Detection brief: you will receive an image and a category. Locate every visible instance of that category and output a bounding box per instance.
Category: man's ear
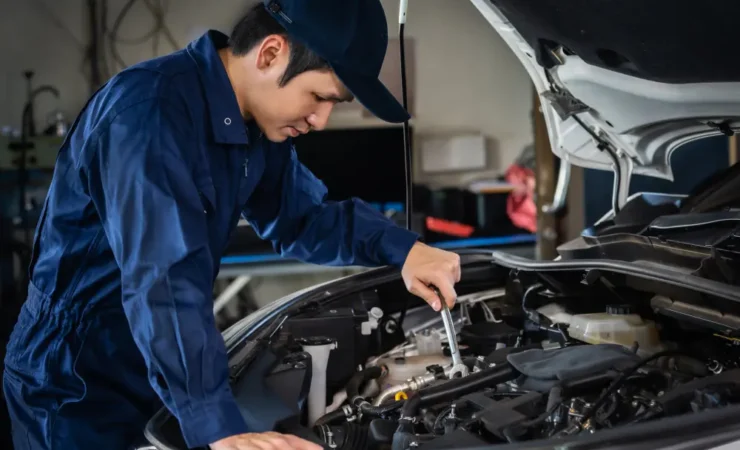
[255,34,289,71]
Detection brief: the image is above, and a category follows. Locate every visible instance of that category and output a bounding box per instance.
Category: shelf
[0,135,64,170]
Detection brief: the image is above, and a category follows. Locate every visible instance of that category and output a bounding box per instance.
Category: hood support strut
[570,112,631,215]
[399,0,413,231]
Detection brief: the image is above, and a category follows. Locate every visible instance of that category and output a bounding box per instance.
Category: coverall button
[224,117,232,125]
[269,1,281,13]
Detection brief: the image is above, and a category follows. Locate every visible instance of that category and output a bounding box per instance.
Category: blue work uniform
[3,30,418,450]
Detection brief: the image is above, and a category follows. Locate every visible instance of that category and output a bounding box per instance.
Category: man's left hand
[401,242,461,311]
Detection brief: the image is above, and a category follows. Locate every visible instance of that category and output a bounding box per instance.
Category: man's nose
[307,103,333,131]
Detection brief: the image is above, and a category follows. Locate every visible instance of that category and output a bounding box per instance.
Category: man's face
[235,35,354,142]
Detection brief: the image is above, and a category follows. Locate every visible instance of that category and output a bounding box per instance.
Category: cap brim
[333,65,410,123]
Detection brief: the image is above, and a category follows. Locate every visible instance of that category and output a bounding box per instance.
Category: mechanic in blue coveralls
[3,1,462,450]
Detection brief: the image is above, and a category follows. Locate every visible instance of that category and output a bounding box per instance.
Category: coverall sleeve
[242,144,420,267]
[86,98,248,448]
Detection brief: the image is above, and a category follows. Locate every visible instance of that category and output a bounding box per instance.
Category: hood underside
[470,0,740,182]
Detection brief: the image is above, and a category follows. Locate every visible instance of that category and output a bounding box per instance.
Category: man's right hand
[210,432,323,450]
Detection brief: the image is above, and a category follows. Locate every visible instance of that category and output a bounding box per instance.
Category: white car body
[469,0,740,208]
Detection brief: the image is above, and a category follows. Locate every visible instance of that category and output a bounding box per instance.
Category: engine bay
[252,270,740,450]
[142,264,740,449]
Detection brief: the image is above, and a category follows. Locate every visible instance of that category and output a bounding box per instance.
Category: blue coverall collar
[187,30,249,145]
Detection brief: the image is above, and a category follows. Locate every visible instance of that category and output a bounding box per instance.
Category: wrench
[436,289,468,379]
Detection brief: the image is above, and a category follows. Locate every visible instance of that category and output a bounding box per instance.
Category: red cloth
[505,164,537,233]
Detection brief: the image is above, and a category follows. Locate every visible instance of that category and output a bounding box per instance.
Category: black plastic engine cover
[456,391,544,438]
[418,428,490,449]
[283,298,374,397]
[143,349,313,449]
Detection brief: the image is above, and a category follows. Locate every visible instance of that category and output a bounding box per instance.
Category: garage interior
[1,1,738,449]
[1,0,550,330]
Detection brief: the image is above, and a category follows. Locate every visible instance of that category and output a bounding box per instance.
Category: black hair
[229,3,331,86]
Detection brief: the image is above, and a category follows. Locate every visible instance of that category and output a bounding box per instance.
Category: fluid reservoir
[376,355,451,389]
[567,305,662,355]
[297,336,337,427]
[415,329,443,356]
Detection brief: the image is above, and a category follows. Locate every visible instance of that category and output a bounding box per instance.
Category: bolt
[385,321,398,334]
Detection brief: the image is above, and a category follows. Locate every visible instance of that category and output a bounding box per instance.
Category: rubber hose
[546,386,562,412]
[418,365,516,406]
[348,366,385,406]
[359,399,404,416]
[399,395,422,421]
[401,365,517,418]
[335,423,371,450]
[424,409,441,434]
[580,350,689,426]
[314,408,347,427]
[502,396,564,442]
[315,366,392,426]
[313,398,402,426]
[351,366,403,417]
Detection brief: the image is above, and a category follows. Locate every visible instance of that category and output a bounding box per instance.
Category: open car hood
[469,0,740,192]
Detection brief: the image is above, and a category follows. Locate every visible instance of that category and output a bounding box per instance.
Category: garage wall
[0,0,533,183]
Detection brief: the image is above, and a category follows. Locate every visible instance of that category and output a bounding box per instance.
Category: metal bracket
[480,302,502,323]
[707,120,735,137]
[541,90,591,120]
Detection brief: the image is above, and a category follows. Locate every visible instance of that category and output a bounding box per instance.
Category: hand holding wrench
[436,289,468,379]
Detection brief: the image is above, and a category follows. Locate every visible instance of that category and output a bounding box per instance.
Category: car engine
[262,272,740,450]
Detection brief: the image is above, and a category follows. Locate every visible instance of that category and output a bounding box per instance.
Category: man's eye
[314,94,327,102]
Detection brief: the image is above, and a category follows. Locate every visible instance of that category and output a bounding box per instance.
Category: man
[3,1,461,449]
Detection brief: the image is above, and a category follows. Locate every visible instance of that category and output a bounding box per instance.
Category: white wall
[1,0,533,183]
[332,0,535,186]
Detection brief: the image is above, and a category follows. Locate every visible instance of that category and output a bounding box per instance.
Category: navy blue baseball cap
[262,0,410,123]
